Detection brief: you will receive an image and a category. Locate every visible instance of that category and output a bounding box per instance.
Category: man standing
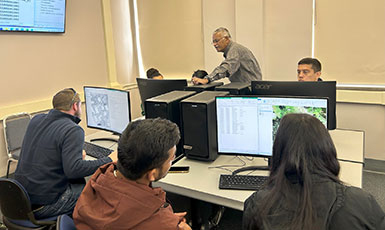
[297,57,323,81]
[192,27,262,85]
[73,118,191,230]
[15,88,117,218]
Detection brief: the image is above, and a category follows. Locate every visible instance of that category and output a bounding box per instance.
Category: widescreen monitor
[216,95,328,158]
[251,81,336,130]
[84,86,131,136]
[136,78,187,105]
[0,0,66,33]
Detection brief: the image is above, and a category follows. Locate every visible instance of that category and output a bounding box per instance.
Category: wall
[202,0,312,81]
[0,0,110,118]
[0,0,111,176]
[336,102,385,160]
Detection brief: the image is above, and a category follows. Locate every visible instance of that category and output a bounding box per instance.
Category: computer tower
[215,82,251,95]
[185,81,224,92]
[181,91,229,161]
[145,90,196,159]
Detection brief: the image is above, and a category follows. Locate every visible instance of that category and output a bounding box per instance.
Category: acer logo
[254,84,272,90]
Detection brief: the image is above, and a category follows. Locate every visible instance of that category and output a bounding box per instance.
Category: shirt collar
[223,40,233,58]
[49,109,81,124]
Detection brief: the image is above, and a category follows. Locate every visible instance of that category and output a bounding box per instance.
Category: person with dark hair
[243,113,385,230]
[73,118,192,230]
[192,69,208,79]
[297,57,323,81]
[147,67,164,79]
[15,88,117,219]
[192,27,262,85]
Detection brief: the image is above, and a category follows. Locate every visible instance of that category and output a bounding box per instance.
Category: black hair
[298,57,322,73]
[116,118,180,180]
[249,113,340,230]
[146,68,162,79]
[192,70,208,79]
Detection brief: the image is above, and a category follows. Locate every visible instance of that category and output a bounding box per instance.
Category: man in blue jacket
[15,88,117,219]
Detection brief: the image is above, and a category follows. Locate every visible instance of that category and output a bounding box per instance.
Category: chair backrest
[56,214,76,230]
[3,112,31,157]
[0,178,33,220]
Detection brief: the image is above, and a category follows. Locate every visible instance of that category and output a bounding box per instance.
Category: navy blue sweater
[15,109,111,205]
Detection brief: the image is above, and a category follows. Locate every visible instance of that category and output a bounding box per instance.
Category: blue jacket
[15,109,111,205]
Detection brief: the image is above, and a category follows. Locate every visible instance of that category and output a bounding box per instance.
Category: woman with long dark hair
[243,113,385,230]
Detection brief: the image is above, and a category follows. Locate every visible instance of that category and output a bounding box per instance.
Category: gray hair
[213,27,231,39]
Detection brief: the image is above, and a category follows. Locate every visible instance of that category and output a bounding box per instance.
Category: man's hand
[109,150,118,162]
[82,150,86,160]
[175,212,191,230]
[178,221,192,230]
[192,77,209,85]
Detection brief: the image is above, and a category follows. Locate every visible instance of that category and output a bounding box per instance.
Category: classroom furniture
[0,178,57,230]
[2,112,31,178]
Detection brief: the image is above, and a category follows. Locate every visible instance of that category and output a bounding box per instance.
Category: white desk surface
[154,155,362,211]
[86,129,364,211]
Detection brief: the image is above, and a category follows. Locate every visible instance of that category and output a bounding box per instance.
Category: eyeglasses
[211,37,226,44]
[69,88,78,105]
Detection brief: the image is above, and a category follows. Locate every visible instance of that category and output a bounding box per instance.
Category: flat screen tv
[0,0,66,33]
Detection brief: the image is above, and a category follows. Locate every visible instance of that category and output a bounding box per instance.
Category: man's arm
[61,127,111,179]
[205,49,241,83]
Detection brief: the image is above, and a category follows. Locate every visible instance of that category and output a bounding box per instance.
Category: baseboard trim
[364,158,385,173]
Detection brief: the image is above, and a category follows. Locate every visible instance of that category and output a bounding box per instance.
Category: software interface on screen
[0,0,66,32]
[84,87,130,134]
[216,96,328,157]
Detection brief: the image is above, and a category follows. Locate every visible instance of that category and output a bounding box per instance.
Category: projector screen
[0,0,66,33]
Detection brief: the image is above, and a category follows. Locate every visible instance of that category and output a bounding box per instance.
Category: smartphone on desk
[169,166,190,173]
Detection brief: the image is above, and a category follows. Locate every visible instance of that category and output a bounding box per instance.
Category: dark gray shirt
[206,41,262,83]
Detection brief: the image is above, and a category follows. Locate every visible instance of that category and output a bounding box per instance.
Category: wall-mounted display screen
[0,0,66,33]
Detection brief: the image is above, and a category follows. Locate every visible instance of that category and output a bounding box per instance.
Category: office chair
[3,112,31,178]
[0,178,57,230]
[56,214,75,230]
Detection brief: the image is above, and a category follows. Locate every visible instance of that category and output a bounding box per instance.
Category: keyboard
[83,141,113,159]
[219,174,268,190]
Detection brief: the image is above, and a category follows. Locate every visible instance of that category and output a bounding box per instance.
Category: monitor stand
[90,132,120,143]
[232,158,271,175]
[90,137,118,143]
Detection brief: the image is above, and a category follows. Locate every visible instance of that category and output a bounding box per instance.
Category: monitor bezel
[83,86,131,135]
[250,81,336,130]
[215,94,329,158]
[136,78,188,105]
[0,0,67,33]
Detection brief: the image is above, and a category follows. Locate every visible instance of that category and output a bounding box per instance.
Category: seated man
[297,57,323,81]
[147,67,164,79]
[15,88,117,218]
[192,69,208,79]
[73,118,191,230]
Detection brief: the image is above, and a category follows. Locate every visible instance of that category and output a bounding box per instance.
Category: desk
[86,129,364,211]
[154,129,364,211]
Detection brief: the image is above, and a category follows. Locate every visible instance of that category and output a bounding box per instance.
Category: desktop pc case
[215,82,251,95]
[181,91,229,161]
[145,90,196,158]
[185,81,224,92]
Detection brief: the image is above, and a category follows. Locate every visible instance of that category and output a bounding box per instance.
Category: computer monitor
[136,78,187,106]
[216,95,328,169]
[251,81,336,130]
[84,86,131,142]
